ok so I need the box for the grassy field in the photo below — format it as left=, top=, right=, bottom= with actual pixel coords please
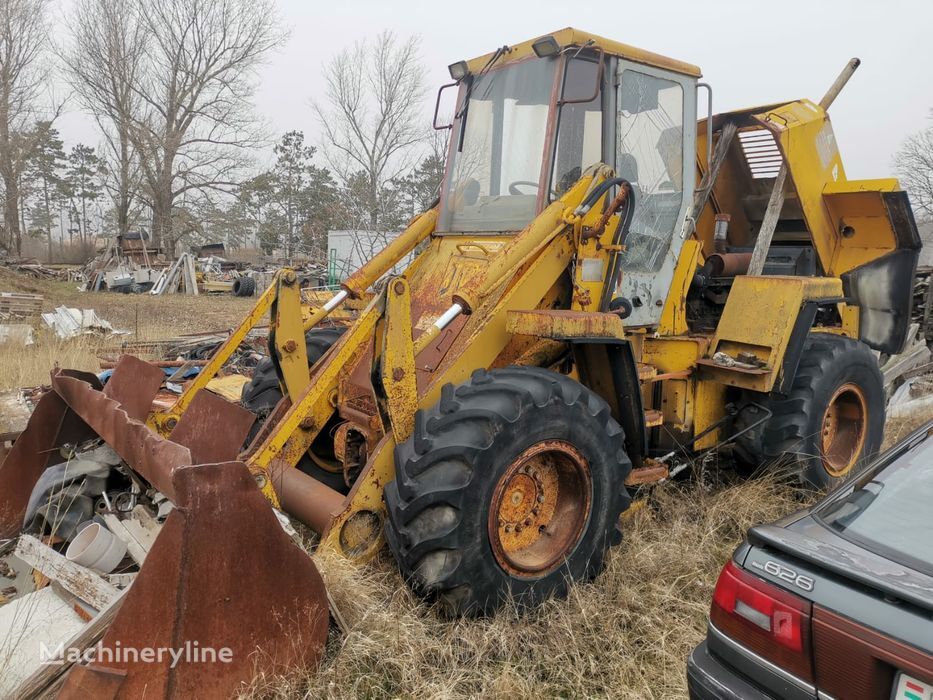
left=0, top=267, right=255, bottom=392
left=1, top=268, right=929, bottom=699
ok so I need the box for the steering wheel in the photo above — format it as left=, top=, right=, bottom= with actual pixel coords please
left=508, top=180, right=560, bottom=199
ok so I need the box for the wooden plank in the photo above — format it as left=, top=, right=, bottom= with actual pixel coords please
left=0, top=291, right=43, bottom=318
left=14, top=534, right=119, bottom=611
left=747, top=165, right=788, bottom=276
left=689, top=121, right=738, bottom=224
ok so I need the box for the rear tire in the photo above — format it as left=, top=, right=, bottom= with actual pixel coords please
left=384, top=366, right=632, bottom=616
left=733, top=333, right=884, bottom=489
left=241, top=327, right=347, bottom=492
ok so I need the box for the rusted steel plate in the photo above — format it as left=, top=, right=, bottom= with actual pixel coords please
left=59, top=461, right=330, bottom=700
left=0, top=391, right=96, bottom=538
left=52, top=373, right=191, bottom=501
left=168, top=390, right=255, bottom=465
left=624, top=464, right=669, bottom=486
left=102, top=355, right=165, bottom=422
left=506, top=309, right=626, bottom=340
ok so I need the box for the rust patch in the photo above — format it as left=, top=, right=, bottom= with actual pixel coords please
left=168, top=390, right=255, bottom=465
left=488, top=440, right=592, bottom=578
left=59, top=461, right=330, bottom=699
left=102, top=354, right=165, bottom=422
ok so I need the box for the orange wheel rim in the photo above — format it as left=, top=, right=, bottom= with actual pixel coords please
left=488, top=440, right=592, bottom=577
left=820, top=383, right=868, bottom=477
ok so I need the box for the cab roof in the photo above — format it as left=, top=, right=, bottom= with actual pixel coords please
left=464, top=27, right=702, bottom=79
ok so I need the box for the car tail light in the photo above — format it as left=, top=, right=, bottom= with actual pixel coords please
left=710, top=560, right=814, bottom=683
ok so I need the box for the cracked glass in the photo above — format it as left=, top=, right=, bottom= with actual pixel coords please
left=616, top=70, right=685, bottom=271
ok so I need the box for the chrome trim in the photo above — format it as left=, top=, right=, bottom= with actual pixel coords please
left=818, top=692, right=836, bottom=700
left=707, top=620, right=818, bottom=696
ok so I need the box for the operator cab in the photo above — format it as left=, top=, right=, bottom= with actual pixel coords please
left=436, top=28, right=699, bottom=326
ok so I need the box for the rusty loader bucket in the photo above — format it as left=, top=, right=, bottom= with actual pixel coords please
left=0, top=356, right=329, bottom=698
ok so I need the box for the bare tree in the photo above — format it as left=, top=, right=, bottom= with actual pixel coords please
left=314, top=31, right=428, bottom=229
left=895, top=115, right=933, bottom=221
left=132, top=0, right=284, bottom=253
left=63, top=0, right=146, bottom=236
left=0, top=0, right=51, bottom=255
left=66, top=0, right=284, bottom=253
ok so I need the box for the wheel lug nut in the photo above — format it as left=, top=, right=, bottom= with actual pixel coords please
left=531, top=507, right=539, bottom=516
left=536, top=494, right=545, bottom=503
left=515, top=524, right=523, bottom=533
left=523, top=518, right=532, bottom=527
left=504, top=524, right=512, bottom=533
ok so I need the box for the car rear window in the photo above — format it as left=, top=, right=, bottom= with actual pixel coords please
left=818, top=437, right=933, bottom=574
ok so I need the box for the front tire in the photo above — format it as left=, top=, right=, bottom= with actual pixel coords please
left=733, top=333, right=884, bottom=488
left=241, top=327, right=347, bottom=492
left=384, top=366, right=632, bottom=616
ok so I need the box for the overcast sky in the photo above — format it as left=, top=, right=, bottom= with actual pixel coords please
left=54, top=0, right=933, bottom=182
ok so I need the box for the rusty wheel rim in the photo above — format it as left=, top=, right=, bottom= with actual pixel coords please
left=820, top=383, right=868, bottom=477
left=488, top=440, right=592, bottom=577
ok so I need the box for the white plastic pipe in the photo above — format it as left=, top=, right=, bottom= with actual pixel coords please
left=66, top=523, right=127, bottom=574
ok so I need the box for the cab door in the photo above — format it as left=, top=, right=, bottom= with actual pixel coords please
left=612, top=61, right=696, bottom=326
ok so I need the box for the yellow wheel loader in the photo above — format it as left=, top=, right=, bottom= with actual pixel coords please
left=0, top=28, right=920, bottom=697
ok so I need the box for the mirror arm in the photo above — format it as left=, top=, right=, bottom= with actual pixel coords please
left=433, top=81, right=458, bottom=130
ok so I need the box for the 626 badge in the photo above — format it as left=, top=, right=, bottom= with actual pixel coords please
left=749, top=559, right=815, bottom=592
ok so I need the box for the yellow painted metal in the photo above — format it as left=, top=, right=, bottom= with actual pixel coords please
left=380, top=278, right=418, bottom=444
left=506, top=309, right=625, bottom=340
left=272, top=270, right=311, bottom=402
left=699, top=276, right=843, bottom=392
left=200, top=280, right=233, bottom=293
left=694, top=379, right=728, bottom=450
left=568, top=165, right=622, bottom=313
left=464, top=27, right=701, bottom=78
left=301, top=209, right=437, bottom=332
left=247, top=301, right=383, bottom=486
left=206, top=374, right=250, bottom=402
left=320, top=226, right=582, bottom=556
left=839, top=303, right=860, bottom=338
left=754, top=100, right=901, bottom=278
left=642, top=336, right=708, bottom=373
left=658, top=240, right=702, bottom=336
left=660, top=379, right=690, bottom=426
left=150, top=278, right=277, bottom=435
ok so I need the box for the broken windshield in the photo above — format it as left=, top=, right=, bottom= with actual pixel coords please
left=438, top=57, right=558, bottom=233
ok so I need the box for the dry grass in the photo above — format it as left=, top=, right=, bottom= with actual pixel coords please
left=0, top=267, right=256, bottom=390
left=0, top=267, right=255, bottom=337
left=0, top=332, right=107, bottom=392
left=245, top=476, right=808, bottom=700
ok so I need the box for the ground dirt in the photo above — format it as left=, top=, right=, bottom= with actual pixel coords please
left=1, top=268, right=931, bottom=700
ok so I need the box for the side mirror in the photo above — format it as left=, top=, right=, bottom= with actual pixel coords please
left=558, top=49, right=604, bottom=106
left=433, top=82, right=458, bottom=131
